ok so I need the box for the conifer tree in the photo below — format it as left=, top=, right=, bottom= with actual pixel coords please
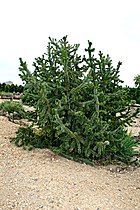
left=134, top=75, right=140, bottom=103
left=14, top=36, right=139, bottom=164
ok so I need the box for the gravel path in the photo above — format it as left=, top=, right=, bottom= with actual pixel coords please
left=0, top=115, right=140, bottom=210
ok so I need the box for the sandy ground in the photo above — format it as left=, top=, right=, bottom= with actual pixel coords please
left=0, top=100, right=140, bottom=210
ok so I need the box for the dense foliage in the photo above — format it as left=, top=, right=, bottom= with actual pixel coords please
left=0, top=83, right=23, bottom=93
left=124, top=87, right=140, bottom=104
left=133, top=75, right=140, bottom=103
left=123, top=75, right=140, bottom=104
left=134, top=75, right=140, bottom=88
left=13, top=36, right=139, bottom=164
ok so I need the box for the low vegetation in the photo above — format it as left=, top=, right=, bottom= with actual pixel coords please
left=0, top=101, right=25, bottom=122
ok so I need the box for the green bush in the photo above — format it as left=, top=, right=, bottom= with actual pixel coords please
left=124, top=86, right=140, bottom=104
left=0, top=101, right=26, bottom=122
left=134, top=75, right=140, bottom=103
left=12, top=36, right=139, bottom=164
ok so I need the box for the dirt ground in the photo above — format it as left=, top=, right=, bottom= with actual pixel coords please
left=0, top=101, right=140, bottom=210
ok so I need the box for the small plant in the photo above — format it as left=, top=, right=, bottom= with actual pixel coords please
left=104, top=127, right=139, bottom=163
left=0, top=101, right=25, bottom=122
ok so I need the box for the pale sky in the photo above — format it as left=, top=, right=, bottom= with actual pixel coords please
left=0, top=0, right=140, bottom=86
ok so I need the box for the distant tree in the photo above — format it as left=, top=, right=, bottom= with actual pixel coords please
left=10, top=84, right=15, bottom=93
left=4, top=84, right=10, bottom=93
left=0, top=83, right=24, bottom=93
left=18, top=85, right=24, bottom=93
left=1, top=83, right=6, bottom=92
left=134, top=75, right=140, bottom=88
left=134, top=75, right=140, bottom=103
left=14, top=84, right=18, bottom=92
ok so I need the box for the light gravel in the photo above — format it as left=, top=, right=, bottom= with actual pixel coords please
left=0, top=103, right=140, bottom=210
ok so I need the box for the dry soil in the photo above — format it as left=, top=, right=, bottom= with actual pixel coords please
left=0, top=101, right=140, bottom=210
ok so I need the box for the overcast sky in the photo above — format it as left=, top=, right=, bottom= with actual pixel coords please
left=0, top=0, right=140, bottom=86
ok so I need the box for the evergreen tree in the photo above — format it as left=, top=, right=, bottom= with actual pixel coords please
left=134, top=74, right=140, bottom=88
left=14, top=36, right=139, bottom=164
left=134, top=75, right=140, bottom=103
left=1, top=83, right=6, bottom=92
left=4, top=84, right=10, bottom=93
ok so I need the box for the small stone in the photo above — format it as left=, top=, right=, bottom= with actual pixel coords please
left=38, top=205, right=43, bottom=208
